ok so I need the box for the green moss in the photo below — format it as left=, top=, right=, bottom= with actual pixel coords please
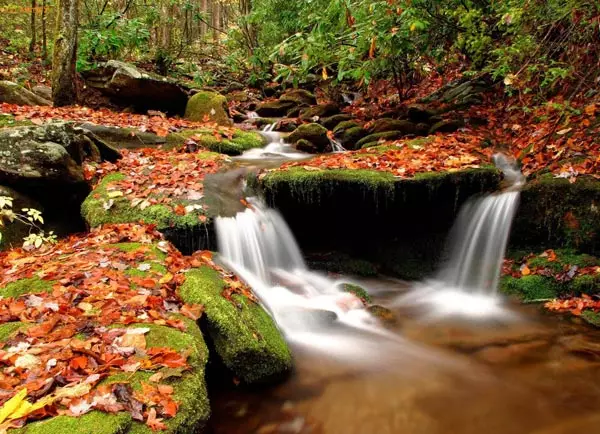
left=357, top=131, right=406, bottom=148
left=333, top=120, right=361, bottom=133
left=179, top=267, right=292, bottom=384
left=572, top=275, right=600, bottom=294
left=340, top=283, right=372, bottom=303
left=184, top=91, right=231, bottom=126
left=81, top=173, right=208, bottom=230
left=0, top=322, right=25, bottom=342
left=288, top=123, right=329, bottom=147
left=0, top=276, right=53, bottom=298
left=500, top=275, right=561, bottom=301
left=581, top=310, right=600, bottom=327
left=167, top=129, right=265, bottom=156
left=16, top=411, right=133, bottom=434
left=111, top=242, right=167, bottom=261
left=0, top=114, right=34, bottom=129
left=527, top=249, right=598, bottom=272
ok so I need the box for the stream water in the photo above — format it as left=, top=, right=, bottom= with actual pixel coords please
left=207, top=135, right=600, bottom=433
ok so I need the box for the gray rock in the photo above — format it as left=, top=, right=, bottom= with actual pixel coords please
left=0, top=81, right=51, bottom=106
left=77, top=123, right=166, bottom=149
left=31, top=85, right=52, bottom=101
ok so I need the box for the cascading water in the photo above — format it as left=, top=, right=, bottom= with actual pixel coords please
left=395, top=153, right=525, bottom=319
left=216, top=199, right=423, bottom=363
left=236, top=123, right=307, bottom=161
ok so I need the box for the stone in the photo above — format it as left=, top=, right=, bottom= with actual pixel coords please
left=184, top=91, right=232, bottom=126
left=320, top=114, right=353, bottom=130
left=368, top=118, right=416, bottom=134
left=279, top=89, right=317, bottom=106
left=77, top=123, right=166, bottom=149
left=31, top=85, right=52, bottom=101
left=337, top=126, right=367, bottom=150
left=255, top=100, right=296, bottom=117
left=428, top=119, right=466, bottom=135
left=407, top=104, right=435, bottom=122
left=81, top=60, right=190, bottom=115
left=288, top=123, right=330, bottom=153
left=295, top=139, right=318, bottom=154
left=356, top=131, right=407, bottom=148
left=299, top=103, right=339, bottom=121
left=0, top=81, right=51, bottom=106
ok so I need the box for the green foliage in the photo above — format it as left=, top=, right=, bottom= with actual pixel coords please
left=0, top=196, right=56, bottom=249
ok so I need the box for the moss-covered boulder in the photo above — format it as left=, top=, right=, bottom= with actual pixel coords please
left=167, top=128, right=266, bottom=156
left=0, top=80, right=51, bottom=106
left=299, top=103, right=339, bottom=121
left=255, top=100, right=296, bottom=117
left=333, top=120, right=361, bottom=134
left=500, top=249, right=600, bottom=302
left=368, top=119, right=416, bottom=135
left=511, top=175, right=600, bottom=255
left=179, top=267, right=292, bottom=384
left=184, top=91, right=232, bottom=126
left=320, top=114, right=353, bottom=130
left=357, top=131, right=407, bottom=148
left=429, top=119, right=466, bottom=135
left=279, top=89, right=316, bottom=106
left=340, top=283, right=372, bottom=304
left=288, top=123, right=330, bottom=153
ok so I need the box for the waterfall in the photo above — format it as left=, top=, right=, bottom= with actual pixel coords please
left=216, top=200, right=407, bottom=361
left=236, top=124, right=307, bottom=161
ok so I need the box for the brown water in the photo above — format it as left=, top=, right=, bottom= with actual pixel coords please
left=207, top=278, right=600, bottom=434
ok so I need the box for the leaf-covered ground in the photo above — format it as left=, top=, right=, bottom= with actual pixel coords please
left=0, top=224, right=254, bottom=431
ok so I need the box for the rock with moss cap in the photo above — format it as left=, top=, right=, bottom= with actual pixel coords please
left=179, top=267, right=292, bottom=384
left=336, top=126, right=367, bottom=150
left=319, top=114, right=353, bottom=130
left=184, top=91, right=232, bottom=126
left=368, top=119, right=417, bottom=135
left=288, top=123, right=330, bottom=153
left=299, top=103, right=339, bottom=121
left=255, top=100, right=296, bottom=117
left=279, top=89, right=316, bottom=106
left=357, top=131, right=408, bottom=148
left=168, top=128, right=266, bottom=156
left=0, top=80, right=51, bottom=106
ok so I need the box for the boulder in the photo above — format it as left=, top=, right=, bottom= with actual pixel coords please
left=336, top=126, right=367, bottom=150
left=288, top=123, right=330, bottom=153
left=184, top=91, right=232, bottom=126
left=0, top=81, right=51, bottom=106
left=295, top=139, right=319, bottom=154
left=167, top=128, right=266, bottom=156
left=299, top=103, right=339, bottom=121
left=255, top=100, right=296, bottom=117
left=279, top=89, right=317, bottom=106
left=333, top=120, right=360, bottom=134
left=429, top=119, right=466, bottom=135
left=320, top=114, right=353, bottom=130
left=31, top=85, right=52, bottom=101
left=81, top=60, right=190, bottom=115
left=368, top=118, right=416, bottom=135
left=407, top=104, right=436, bottom=122
left=179, top=267, right=292, bottom=384
left=357, top=131, right=407, bottom=148
left=78, top=123, right=166, bottom=149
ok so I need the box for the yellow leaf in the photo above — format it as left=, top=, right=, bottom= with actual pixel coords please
left=410, top=23, right=417, bottom=32
left=0, top=389, right=27, bottom=424
left=107, top=191, right=124, bottom=198
left=369, top=37, right=377, bottom=58
left=521, top=265, right=531, bottom=276
left=322, top=67, right=328, bottom=80
left=159, top=273, right=173, bottom=284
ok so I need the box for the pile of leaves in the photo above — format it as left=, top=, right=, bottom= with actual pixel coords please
left=0, top=223, right=255, bottom=431
left=85, top=147, right=225, bottom=220
left=276, top=133, right=490, bottom=178
left=0, top=103, right=237, bottom=137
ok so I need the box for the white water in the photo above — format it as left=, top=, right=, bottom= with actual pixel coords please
left=395, top=154, right=525, bottom=320
left=216, top=200, right=418, bottom=363
left=236, top=124, right=307, bottom=161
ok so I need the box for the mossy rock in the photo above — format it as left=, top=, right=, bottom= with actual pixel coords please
left=288, top=123, right=329, bottom=152
left=295, top=139, right=318, bottom=154
left=357, top=131, right=408, bottom=148
left=367, top=305, right=397, bottom=324
left=511, top=175, right=600, bottom=255
left=179, top=267, right=292, bottom=384
left=168, top=128, right=266, bottom=156
left=279, top=89, right=316, bottom=106
left=184, top=91, right=232, bottom=126
left=500, top=275, right=562, bottom=302
left=429, top=119, right=465, bottom=135
left=333, top=120, right=361, bottom=134
left=340, top=283, right=372, bottom=303
left=299, top=103, right=339, bottom=121
left=337, top=127, right=368, bottom=150
left=368, top=119, right=416, bottom=135
left=81, top=171, right=213, bottom=231
left=255, top=100, right=296, bottom=118
left=320, top=114, right=353, bottom=130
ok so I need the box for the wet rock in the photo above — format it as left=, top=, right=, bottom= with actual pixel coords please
left=320, top=114, right=353, bottom=130
left=185, top=91, right=232, bottom=126
left=81, top=60, right=190, bottom=115
left=256, top=100, right=297, bottom=117
left=299, top=103, right=339, bottom=121
left=337, top=127, right=367, bottom=150
left=333, top=120, right=360, bottom=134
left=0, top=80, right=51, bottom=106
left=340, top=283, right=372, bottom=303
left=279, top=89, right=317, bottom=106
left=367, top=305, right=397, bottom=325
left=429, top=119, right=466, bottom=135
left=295, top=139, right=319, bottom=154
left=31, top=85, right=52, bottom=101
left=357, top=131, right=407, bottom=148
left=368, top=118, right=416, bottom=135
left=289, top=123, right=330, bottom=153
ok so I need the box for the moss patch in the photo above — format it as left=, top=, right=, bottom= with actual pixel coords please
left=581, top=310, right=600, bottom=327
left=184, top=91, right=231, bottom=126
left=0, top=276, right=54, bottom=298
left=15, top=411, right=133, bottom=434
left=500, top=275, right=561, bottom=301
left=0, top=114, right=34, bottom=129
left=340, top=283, right=372, bottom=303
left=0, top=322, right=26, bottom=342
left=167, top=129, right=266, bottom=156
left=179, top=267, right=292, bottom=384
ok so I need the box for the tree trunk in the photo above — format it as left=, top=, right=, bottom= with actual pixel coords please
left=29, top=0, right=37, bottom=52
left=212, top=0, right=220, bottom=43
left=41, top=0, right=47, bottom=59
left=200, top=0, right=208, bottom=35
left=52, top=0, right=79, bottom=106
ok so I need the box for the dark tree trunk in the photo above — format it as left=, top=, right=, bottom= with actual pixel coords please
left=41, top=0, right=47, bottom=59
left=52, top=0, right=79, bottom=106
left=29, top=0, right=37, bottom=52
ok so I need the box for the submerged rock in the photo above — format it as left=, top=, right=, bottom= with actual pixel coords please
left=184, top=91, right=232, bottom=126
left=180, top=267, right=292, bottom=384
left=81, top=60, right=190, bottom=115
left=0, top=80, right=51, bottom=106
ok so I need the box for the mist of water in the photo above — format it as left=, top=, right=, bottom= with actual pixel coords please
left=236, top=124, right=307, bottom=161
